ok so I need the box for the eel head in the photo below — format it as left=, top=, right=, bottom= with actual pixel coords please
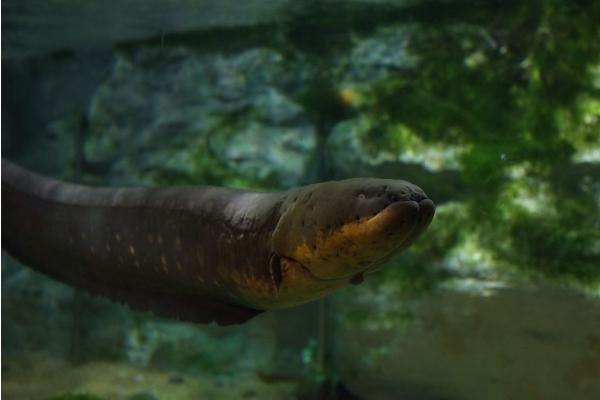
left=272, top=178, right=435, bottom=282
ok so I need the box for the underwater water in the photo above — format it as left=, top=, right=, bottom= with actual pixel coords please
left=2, top=1, right=600, bottom=399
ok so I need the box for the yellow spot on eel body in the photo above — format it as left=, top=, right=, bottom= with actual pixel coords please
left=157, top=235, right=164, bottom=245
left=161, top=255, right=167, bottom=265
left=105, top=243, right=111, bottom=252
left=213, top=280, right=221, bottom=287
left=90, top=246, right=95, bottom=254
left=197, top=275, right=204, bottom=283
left=176, top=262, right=183, bottom=271
left=147, top=234, right=154, bottom=244
left=162, top=265, right=169, bottom=273
left=134, top=260, right=140, bottom=268
left=116, top=233, right=121, bottom=241
left=129, top=245, right=136, bottom=255
left=81, top=232, right=86, bottom=239
left=175, top=238, right=182, bottom=249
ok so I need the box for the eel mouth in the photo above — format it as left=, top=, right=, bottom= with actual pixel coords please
left=364, top=198, right=435, bottom=268
left=292, top=197, right=436, bottom=281
left=384, top=198, right=434, bottom=243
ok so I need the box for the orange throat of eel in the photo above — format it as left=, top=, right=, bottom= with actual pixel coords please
left=273, top=198, right=435, bottom=293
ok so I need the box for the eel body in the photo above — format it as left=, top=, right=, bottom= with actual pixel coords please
left=1, top=160, right=435, bottom=325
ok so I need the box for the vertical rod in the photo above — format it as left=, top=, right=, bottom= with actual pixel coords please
left=68, top=112, right=88, bottom=364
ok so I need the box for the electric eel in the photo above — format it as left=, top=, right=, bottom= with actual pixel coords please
left=1, top=159, right=435, bottom=325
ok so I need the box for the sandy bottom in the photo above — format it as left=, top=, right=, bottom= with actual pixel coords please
left=338, top=285, right=600, bottom=400
left=2, top=352, right=296, bottom=400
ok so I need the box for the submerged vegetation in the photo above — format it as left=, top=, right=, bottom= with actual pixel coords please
left=370, top=0, right=600, bottom=288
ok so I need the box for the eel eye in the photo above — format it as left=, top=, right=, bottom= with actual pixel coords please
left=358, top=193, right=366, bottom=200
left=388, top=193, right=398, bottom=202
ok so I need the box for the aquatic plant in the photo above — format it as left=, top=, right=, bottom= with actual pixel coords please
left=351, top=0, right=600, bottom=288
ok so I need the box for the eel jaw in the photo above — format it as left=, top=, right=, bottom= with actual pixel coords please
left=366, top=198, right=435, bottom=268
left=283, top=198, right=435, bottom=281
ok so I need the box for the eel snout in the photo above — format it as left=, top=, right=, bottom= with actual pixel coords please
left=379, top=198, right=435, bottom=242
left=367, top=198, right=435, bottom=262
